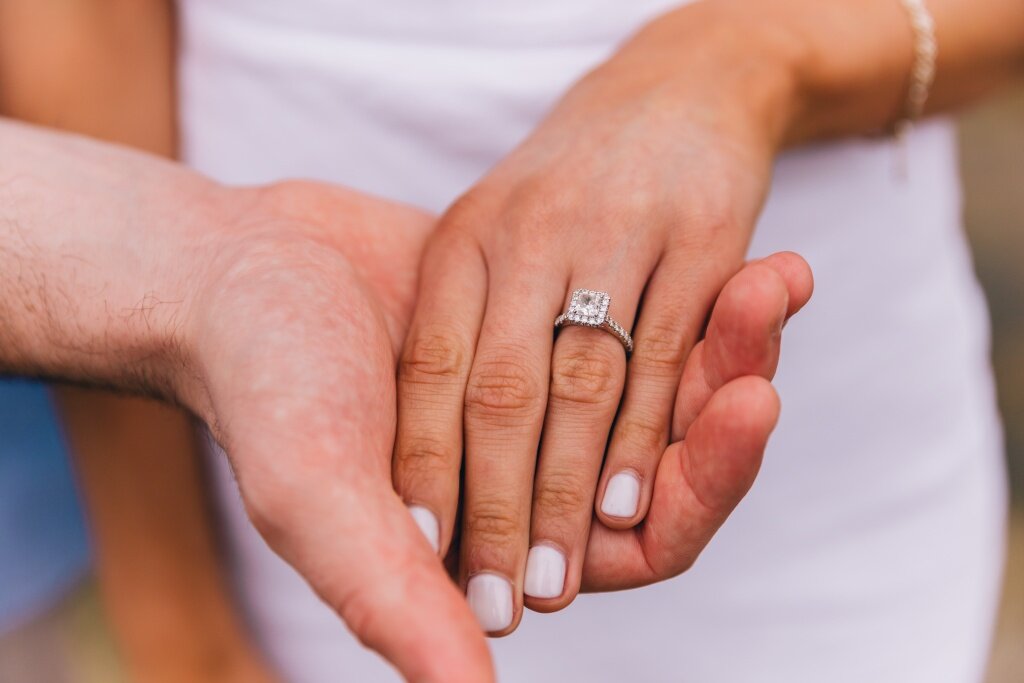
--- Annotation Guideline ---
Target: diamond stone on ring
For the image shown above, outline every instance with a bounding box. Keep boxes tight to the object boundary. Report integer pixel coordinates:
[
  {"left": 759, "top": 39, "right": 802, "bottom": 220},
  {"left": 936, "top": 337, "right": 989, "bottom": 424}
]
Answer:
[{"left": 554, "top": 289, "right": 634, "bottom": 355}]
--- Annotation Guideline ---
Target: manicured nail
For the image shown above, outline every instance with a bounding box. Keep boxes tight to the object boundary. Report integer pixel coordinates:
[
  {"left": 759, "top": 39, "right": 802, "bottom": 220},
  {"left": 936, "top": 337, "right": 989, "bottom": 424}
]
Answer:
[
  {"left": 407, "top": 505, "right": 439, "bottom": 553},
  {"left": 466, "top": 574, "right": 513, "bottom": 632},
  {"left": 524, "top": 545, "right": 566, "bottom": 599},
  {"left": 601, "top": 472, "right": 641, "bottom": 518}
]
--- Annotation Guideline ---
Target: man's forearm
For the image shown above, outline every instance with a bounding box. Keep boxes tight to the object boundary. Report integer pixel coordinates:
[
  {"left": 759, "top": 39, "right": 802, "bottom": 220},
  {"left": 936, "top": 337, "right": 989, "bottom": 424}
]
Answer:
[{"left": 0, "top": 119, "right": 217, "bottom": 400}]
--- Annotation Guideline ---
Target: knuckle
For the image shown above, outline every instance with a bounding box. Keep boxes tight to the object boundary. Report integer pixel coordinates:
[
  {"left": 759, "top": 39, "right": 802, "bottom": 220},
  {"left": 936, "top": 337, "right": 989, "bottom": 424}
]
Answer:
[
  {"left": 634, "top": 320, "right": 687, "bottom": 373},
  {"left": 549, "top": 343, "right": 623, "bottom": 406},
  {"left": 400, "top": 328, "right": 468, "bottom": 387},
  {"left": 465, "top": 355, "right": 544, "bottom": 422},
  {"left": 439, "top": 191, "right": 492, "bottom": 239},
  {"left": 466, "top": 501, "right": 521, "bottom": 548},
  {"left": 673, "top": 212, "right": 741, "bottom": 250},
  {"left": 535, "top": 469, "right": 590, "bottom": 518},
  {"left": 394, "top": 437, "right": 457, "bottom": 489},
  {"left": 616, "top": 410, "right": 667, "bottom": 455},
  {"left": 504, "top": 176, "right": 581, "bottom": 234}
]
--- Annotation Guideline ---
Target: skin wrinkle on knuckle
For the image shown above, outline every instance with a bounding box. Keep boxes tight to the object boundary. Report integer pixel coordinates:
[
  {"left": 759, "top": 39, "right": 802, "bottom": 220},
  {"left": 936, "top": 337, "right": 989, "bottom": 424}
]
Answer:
[
  {"left": 394, "top": 436, "right": 456, "bottom": 491},
  {"left": 535, "top": 468, "right": 590, "bottom": 521},
  {"left": 466, "top": 500, "right": 521, "bottom": 551},
  {"left": 616, "top": 409, "right": 667, "bottom": 456},
  {"left": 399, "top": 329, "right": 467, "bottom": 387},
  {"left": 666, "top": 222, "right": 738, "bottom": 261},
  {"left": 464, "top": 355, "right": 544, "bottom": 424},
  {"left": 549, "top": 341, "right": 622, "bottom": 407},
  {"left": 634, "top": 319, "right": 688, "bottom": 374}
]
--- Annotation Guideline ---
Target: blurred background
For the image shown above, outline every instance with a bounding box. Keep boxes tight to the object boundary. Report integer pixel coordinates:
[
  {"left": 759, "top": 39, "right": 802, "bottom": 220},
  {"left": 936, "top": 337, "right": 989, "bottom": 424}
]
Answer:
[
  {"left": 0, "top": 90, "right": 1021, "bottom": 682},
  {"left": 962, "top": 87, "right": 1024, "bottom": 682}
]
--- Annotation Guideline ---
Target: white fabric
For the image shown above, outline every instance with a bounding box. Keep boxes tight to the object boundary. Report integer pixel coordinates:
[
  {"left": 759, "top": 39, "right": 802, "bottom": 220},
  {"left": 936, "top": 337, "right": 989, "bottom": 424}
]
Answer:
[{"left": 178, "top": 1, "right": 1007, "bottom": 681}]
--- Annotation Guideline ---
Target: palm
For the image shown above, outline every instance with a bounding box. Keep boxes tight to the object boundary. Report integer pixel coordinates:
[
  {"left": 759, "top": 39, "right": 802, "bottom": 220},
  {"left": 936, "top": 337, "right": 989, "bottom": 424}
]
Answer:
[
  {"left": 582, "top": 254, "right": 812, "bottom": 591},
  {"left": 189, "top": 180, "right": 810, "bottom": 670},
  {"left": 193, "top": 181, "right": 491, "bottom": 683}
]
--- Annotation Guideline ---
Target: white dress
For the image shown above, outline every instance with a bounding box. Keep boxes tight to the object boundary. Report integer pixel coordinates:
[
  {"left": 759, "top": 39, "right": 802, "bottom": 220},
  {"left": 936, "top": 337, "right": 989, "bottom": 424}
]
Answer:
[{"left": 178, "top": 1, "right": 1007, "bottom": 681}]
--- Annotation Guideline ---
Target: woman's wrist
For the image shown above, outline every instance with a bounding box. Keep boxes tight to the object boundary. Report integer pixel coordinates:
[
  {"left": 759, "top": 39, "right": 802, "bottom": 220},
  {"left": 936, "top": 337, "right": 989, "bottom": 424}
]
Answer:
[
  {"left": 746, "top": 0, "right": 922, "bottom": 145},
  {"left": 604, "top": 0, "right": 967, "bottom": 153},
  {"left": 587, "top": 0, "right": 807, "bottom": 158},
  {"left": 646, "top": 0, "right": 1024, "bottom": 148},
  {"left": 615, "top": 0, "right": 917, "bottom": 150}
]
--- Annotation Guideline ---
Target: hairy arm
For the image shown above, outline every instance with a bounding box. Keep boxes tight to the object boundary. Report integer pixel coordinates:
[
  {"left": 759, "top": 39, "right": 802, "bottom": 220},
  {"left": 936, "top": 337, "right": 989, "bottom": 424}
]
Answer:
[
  {"left": 0, "top": 3, "right": 274, "bottom": 680},
  {"left": 0, "top": 114, "right": 493, "bottom": 683},
  {"left": 0, "top": 119, "right": 205, "bottom": 394}
]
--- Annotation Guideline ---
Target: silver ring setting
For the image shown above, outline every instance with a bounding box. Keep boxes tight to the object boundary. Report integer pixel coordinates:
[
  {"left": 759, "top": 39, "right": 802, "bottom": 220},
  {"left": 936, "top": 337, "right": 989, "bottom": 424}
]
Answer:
[{"left": 554, "top": 289, "right": 633, "bottom": 355}]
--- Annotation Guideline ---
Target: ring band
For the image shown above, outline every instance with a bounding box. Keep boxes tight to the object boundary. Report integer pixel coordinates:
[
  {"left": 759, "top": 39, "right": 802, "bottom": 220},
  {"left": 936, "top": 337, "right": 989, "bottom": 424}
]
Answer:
[{"left": 554, "top": 289, "right": 634, "bottom": 355}]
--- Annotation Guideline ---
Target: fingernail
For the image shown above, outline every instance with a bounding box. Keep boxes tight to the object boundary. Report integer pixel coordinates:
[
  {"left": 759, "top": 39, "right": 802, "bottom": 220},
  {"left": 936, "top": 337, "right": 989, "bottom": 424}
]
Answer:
[
  {"left": 466, "top": 574, "right": 513, "bottom": 632},
  {"left": 407, "top": 505, "right": 439, "bottom": 553},
  {"left": 524, "top": 545, "right": 566, "bottom": 599},
  {"left": 601, "top": 472, "right": 641, "bottom": 518}
]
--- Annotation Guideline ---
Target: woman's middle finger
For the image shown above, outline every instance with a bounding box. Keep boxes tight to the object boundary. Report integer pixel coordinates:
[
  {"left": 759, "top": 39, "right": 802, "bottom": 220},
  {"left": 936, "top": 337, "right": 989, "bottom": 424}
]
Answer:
[
  {"left": 524, "top": 272, "right": 646, "bottom": 611},
  {"left": 460, "top": 260, "right": 564, "bottom": 635}
]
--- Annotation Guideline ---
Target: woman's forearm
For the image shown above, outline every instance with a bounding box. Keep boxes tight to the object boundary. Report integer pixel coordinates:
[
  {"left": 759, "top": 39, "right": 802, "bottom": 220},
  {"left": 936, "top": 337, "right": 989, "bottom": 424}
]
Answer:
[
  {"left": 608, "top": 0, "right": 1024, "bottom": 150},
  {"left": 780, "top": 0, "right": 1024, "bottom": 143}
]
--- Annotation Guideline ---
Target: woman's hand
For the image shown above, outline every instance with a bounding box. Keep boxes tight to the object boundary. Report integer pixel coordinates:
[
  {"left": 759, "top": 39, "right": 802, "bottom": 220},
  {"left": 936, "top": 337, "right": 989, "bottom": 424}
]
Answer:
[
  {"left": 433, "top": 250, "right": 812, "bottom": 603},
  {"left": 391, "top": 2, "right": 805, "bottom": 634}
]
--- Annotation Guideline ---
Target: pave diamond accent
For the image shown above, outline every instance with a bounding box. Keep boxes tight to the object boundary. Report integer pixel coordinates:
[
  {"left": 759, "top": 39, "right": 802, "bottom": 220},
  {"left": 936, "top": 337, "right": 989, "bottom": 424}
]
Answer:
[{"left": 566, "top": 289, "right": 610, "bottom": 327}]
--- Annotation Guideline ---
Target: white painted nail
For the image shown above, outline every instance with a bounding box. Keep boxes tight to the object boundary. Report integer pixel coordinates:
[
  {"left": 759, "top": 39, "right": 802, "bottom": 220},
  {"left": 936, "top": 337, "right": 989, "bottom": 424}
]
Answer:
[
  {"left": 466, "top": 574, "right": 513, "bottom": 632},
  {"left": 601, "top": 472, "right": 641, "bottom": 518},
  {"left": 524, "top": 545, "right": 566, "bottom": 599},
  {"left": 407, "top": 505, "right": 439, "bottom": 553}
]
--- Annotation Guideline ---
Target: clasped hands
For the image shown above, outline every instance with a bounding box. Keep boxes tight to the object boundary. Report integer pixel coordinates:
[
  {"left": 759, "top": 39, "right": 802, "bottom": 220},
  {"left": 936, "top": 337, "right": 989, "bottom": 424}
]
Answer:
[
  {"left": 11, "top": 7, "right": 811, "bottom": 680},
  {"left": 197, "top": 168, "right": 812, "bottom": 682},
  {"left": 186, "top": 64, "right": 810, "bottom": 683},
  {"left": 190, "top": 164, "right": 810, "bottom": 683}
]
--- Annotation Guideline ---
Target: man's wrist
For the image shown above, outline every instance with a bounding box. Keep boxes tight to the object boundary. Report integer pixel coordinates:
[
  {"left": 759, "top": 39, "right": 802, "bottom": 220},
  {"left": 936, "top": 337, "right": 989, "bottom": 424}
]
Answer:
[{"left": 0, "top": 119, "right": 221, "bottom": 410}]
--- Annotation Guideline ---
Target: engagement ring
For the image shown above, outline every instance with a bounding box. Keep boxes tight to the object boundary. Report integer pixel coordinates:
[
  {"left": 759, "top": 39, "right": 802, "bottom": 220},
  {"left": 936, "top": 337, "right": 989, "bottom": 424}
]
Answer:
[{"left": 554, "top": 289, "right": 633, "bottom": 355}]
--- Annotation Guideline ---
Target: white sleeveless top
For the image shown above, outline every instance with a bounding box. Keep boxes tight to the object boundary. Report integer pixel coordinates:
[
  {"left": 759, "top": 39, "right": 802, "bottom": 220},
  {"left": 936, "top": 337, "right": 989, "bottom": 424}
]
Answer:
[{"left": 178, "top": 1, "right": 1007, "bottom": 681}]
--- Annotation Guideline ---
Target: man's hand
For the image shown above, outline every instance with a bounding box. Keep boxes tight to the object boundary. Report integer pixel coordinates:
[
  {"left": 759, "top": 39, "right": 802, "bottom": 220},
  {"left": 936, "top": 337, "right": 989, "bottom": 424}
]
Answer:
[
  {"left": 581, "top": 252, "right": 812, "bottom": 591},
  {"left": 0, "top": 120, "right": 493, "bottom": 683},
  {"left": 190, "top": 181, "right": 501, "bottom": 683}
]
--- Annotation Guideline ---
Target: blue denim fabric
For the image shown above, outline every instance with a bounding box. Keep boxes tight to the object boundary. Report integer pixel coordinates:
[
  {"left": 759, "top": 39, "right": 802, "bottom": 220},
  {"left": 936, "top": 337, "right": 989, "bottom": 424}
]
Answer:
[{"left": 0, "top": 379, "right": 90, "bottom": 632}]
